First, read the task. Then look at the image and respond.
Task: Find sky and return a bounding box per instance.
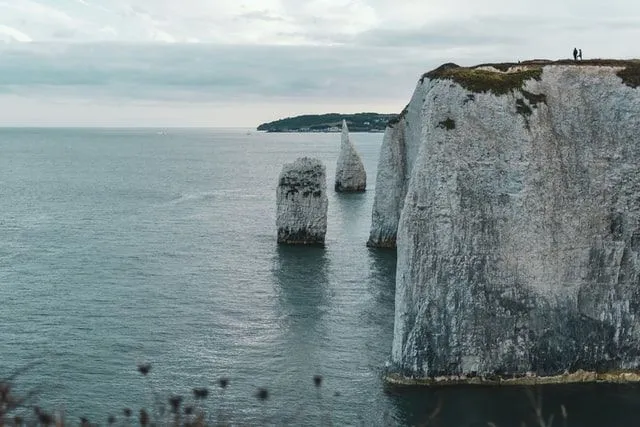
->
[0,0,639,127]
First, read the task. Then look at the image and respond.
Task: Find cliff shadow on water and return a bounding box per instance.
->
[384,382,640,426]
[366,247,397,308]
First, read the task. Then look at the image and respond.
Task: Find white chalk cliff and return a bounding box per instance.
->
[277,157,328,245]
[378,60,640,381]
[335,120,366,192]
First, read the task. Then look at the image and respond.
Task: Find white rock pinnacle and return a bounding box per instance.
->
[335,120,366,192]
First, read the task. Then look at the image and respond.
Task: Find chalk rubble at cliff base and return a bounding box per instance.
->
[384,369,640,387]
[372,60,640,383]
[276,157,328,245]
[335,120,367,192]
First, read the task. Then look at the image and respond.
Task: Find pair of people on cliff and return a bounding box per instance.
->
[573,48,583,61]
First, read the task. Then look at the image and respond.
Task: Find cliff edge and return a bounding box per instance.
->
[379,59,640,383]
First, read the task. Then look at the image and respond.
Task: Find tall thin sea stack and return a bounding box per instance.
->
[335,120,366,192]
[276,157,328,245]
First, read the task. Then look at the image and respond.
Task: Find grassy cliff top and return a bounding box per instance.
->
[422,59,640,94]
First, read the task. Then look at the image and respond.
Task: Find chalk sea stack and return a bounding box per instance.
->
[276,157,328,245]
[367,113,409,247]
[376,60,640,384]
[335,120,366,192]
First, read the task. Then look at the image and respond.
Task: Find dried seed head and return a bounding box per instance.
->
[256,387,269,402]
[137,363,151,376]
[219,377,229,389]
[139,409,149,426]
[168,396,183,414]
[37,412,53,426]
[313,375,323,388]
[193,388,209,399]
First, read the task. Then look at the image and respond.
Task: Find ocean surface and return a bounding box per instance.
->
[2,128,640,426]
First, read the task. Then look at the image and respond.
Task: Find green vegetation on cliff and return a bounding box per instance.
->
[257,113,397,133]
[423,63,543,95]
[422,59,640,94]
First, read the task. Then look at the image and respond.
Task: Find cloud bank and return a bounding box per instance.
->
[0,0,638,126]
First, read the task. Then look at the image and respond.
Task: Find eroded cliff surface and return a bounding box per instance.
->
[387,60,640,380]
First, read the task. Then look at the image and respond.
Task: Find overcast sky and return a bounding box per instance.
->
[0,0,639,127]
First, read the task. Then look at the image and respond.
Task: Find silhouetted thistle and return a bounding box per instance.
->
[255,387,269,401]
[0,382,9,399]
[313,375,323,388]
[38,413,53,426]
[218,378,229,389]
[184,406,194,416]
[80,416,90,427]
[139,409,149,426]
[123,408,132,418]
[137,363,151,376]
[107,415,116,425]
[169,395,183,414]
[34,408,52,426]
[193,387,209,399]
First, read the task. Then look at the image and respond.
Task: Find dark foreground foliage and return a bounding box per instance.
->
[0,364,577,427]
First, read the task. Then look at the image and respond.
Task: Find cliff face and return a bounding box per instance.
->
[385,61,640,380]
[367,83,430,247]
[277,157,328,245]
[335,120,367,192]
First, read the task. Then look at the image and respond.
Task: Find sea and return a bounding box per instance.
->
[1,128,640,426]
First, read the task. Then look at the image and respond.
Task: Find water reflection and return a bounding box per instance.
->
[272,245,330,326]
[331,192,369,248]
[270,245,330,422]
[386,372,640,426]
[367,248,397,288]
[363,247,396,336]
[370,247,640,426]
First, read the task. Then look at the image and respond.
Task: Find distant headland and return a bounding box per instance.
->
[256,113,397,133]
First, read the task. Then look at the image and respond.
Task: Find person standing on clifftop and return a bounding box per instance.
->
[573,47,578,61]
[578,49,583,60]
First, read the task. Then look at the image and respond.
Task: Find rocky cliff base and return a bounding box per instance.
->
[384,369,640,387]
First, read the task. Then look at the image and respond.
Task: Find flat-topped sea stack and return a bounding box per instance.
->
[277,157,328,245]
[335,120,367,192]
[378,59,640,385]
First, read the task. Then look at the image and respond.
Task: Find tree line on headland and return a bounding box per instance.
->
[257,112,397,133]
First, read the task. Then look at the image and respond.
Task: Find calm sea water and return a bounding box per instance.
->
[2,128,640,426]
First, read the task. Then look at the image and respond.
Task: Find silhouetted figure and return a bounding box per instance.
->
[578,49,583,60]
[573,47,578,61]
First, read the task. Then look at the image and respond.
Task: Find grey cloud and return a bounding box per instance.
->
[237,11,287,23]
[0,43,431,103]
[352,27,520,48]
